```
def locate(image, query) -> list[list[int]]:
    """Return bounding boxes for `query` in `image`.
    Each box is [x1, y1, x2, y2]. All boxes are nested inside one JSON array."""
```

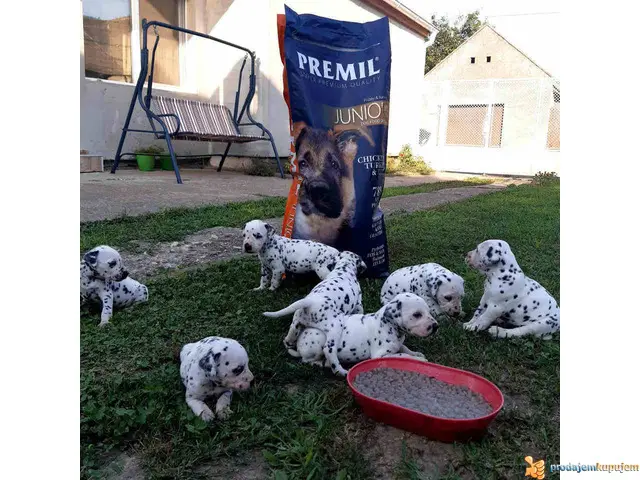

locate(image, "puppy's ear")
[[482, 244, 502, 265], [83, 249, 99, 266], [264, 223, 275, 236], [198, 350, 221, 377], [293, 122, 309, 153], [357, 257, 367, 275]]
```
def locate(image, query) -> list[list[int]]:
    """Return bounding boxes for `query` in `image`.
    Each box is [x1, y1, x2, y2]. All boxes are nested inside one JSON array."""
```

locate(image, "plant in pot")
[[159, 151, 175, 171], [134, 145, 163, 171]]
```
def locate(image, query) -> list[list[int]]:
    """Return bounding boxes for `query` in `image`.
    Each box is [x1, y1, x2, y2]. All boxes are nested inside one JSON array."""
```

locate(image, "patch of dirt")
[[124, 219, 282, 281], [341, 417, 472, 480], [96, 452, 146, 480], [194, 451, 268, 480]]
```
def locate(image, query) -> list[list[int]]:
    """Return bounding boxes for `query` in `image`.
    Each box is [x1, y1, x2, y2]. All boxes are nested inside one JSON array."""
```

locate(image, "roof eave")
[[359, 0, 437, 38]]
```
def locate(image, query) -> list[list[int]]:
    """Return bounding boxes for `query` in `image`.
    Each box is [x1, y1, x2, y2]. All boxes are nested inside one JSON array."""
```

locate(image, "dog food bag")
[[280, 6, 391, 277]]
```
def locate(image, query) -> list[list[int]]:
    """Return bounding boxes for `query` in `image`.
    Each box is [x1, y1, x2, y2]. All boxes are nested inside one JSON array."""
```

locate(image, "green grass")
[[81, 182, 559, 479], [80, 180, 493, 253]]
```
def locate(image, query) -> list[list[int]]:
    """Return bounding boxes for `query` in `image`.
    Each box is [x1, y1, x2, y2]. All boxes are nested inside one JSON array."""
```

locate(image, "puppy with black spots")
[[464, 239, 560, 339], [242, 219, 340, 290], [80, 245, 148, 327], [263, 251, 367, 376], [290, 293, 438, 369], [180, 336, 254, 422], [380, 263, 465, 318]]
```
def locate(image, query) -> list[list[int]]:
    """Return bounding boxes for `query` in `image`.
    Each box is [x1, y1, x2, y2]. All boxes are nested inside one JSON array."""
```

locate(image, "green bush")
[[133, 145, 164, 155], [245, 158, 291, 177], [533, 171, 559, 186], [386, 144, 433, 175]]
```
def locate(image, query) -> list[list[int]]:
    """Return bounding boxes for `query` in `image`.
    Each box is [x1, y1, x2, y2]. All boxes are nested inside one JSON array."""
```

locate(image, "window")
[[486, 56, 491, 63], [445, 104, 504, 147], [470, 57, 476, 64], [83, 0, 133, 82], [83, 0, 185, 87]]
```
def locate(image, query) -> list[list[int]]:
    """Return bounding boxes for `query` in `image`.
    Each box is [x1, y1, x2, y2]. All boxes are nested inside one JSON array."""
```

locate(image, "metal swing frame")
[[111, 19, 285, 184]]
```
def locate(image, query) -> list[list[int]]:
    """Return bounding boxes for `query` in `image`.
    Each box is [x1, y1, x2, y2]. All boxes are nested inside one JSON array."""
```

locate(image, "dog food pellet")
[[353, 369, 493, 419]]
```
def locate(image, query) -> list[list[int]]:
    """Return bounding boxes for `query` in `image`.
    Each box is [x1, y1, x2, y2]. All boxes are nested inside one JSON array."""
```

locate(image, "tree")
[[425, 11, 484, 74]]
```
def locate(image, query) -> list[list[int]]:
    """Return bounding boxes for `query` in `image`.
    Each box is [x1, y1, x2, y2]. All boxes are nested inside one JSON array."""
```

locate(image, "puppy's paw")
[[216, 405, 233, 420], [268, 285, 279, 291], [412, 352, 426, 359], [199, 407, 215, 422], [463, 321, 478, 331], [334, 366, 349, 377], [98, 320, 110, 328], [487, 326, 499, 337], [252, 285, 266, 291]]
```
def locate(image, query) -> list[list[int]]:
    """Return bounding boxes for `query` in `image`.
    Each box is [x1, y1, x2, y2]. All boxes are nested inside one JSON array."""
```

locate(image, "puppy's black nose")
[[121, 270, 129, 279], [432, 324, 439, 333], [244, 244, 252, 253]]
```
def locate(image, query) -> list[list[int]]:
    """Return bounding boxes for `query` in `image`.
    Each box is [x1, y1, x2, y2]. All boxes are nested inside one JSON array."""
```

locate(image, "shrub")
[[533, 171, 559, 186], [245, 158, 291, 177], [134, 145, 164, 155], [386, 144, 433, 175]]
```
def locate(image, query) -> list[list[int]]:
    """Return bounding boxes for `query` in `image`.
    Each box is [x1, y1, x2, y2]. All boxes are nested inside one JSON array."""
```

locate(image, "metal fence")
[[419, 78, 560, 176]]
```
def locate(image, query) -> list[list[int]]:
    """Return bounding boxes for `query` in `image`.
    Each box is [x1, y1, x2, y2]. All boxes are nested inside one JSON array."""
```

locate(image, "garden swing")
[[111, 19, 285, 184]]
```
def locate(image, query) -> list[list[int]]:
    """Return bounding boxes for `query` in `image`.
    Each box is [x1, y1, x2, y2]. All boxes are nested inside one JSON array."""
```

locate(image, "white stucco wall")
[[80, 0, 428, 159]]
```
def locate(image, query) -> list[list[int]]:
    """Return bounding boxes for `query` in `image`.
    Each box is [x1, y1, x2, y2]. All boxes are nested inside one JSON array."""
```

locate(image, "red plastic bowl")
[[346, 357, 504, 442]]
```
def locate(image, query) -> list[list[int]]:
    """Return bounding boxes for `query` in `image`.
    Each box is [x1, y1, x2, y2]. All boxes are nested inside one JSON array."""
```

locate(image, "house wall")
[[80, 0, 429, 160], [425, 26, 550, 81], [419, 26, 559, 176]]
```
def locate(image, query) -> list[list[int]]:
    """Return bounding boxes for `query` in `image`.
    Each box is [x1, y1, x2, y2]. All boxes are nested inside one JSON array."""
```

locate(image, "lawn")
[[81, 182, 559, 480], [79, 179, 492, 254]]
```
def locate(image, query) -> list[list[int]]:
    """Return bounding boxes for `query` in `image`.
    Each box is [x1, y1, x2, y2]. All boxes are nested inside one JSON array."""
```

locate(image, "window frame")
[[83, 0, 190, 93]]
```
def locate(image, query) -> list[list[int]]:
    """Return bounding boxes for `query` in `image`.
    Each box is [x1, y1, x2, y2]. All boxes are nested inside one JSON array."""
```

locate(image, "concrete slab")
[[80, 168, 502, 222]]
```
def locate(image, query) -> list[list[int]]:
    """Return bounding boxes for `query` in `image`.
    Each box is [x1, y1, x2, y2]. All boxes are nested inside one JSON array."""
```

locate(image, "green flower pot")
[[159, 155, 175, 171], [136, 154, 156, 171]]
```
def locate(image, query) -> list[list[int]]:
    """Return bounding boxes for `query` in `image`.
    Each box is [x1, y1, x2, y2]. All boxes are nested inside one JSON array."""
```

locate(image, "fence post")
[[437, 81, 450, 147], [484, 80, 495, 148]]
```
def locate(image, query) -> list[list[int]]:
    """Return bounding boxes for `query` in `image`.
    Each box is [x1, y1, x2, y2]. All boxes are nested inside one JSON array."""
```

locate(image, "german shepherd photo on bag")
[[279, 6, 392, 278]]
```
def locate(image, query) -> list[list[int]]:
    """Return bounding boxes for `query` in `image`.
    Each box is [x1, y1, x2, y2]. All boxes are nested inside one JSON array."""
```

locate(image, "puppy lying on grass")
[[180, 336, 254, 422], [80, 245, 148, 327], [290, 293, 438, 371]]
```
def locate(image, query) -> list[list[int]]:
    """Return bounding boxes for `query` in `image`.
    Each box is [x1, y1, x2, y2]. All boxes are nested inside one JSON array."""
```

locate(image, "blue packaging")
[[282, 5, 391, 277]]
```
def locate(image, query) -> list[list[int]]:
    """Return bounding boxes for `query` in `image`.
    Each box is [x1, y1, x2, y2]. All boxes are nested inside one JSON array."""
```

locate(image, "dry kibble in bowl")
[[353, 368, 493, 419]]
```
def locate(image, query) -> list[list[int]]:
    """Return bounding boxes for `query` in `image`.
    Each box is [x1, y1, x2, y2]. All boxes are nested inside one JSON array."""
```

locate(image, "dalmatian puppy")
[[242, 219, 340, 290], [180, 336, 254, 422], [263, 251, 367, 376], [290, 293, 439, 369], [380, 263, 465, 318], [80, 245, 148, 327], [464, 239, 560, 339]]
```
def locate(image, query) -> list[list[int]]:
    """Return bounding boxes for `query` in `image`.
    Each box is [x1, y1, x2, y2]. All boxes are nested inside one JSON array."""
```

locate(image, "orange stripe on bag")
[[278, 13, 299, 239]]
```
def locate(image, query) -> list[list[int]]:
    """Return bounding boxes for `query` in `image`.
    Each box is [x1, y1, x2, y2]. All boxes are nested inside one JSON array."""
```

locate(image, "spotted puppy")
[[464, 239, 560, 339], [291, 293, 438, 369], [263, 251, 367, 376], [80, 245, 148, 327], [380, 263, 465, 318], [180, 336, 254, 422], [242, 219, 340, 290]]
